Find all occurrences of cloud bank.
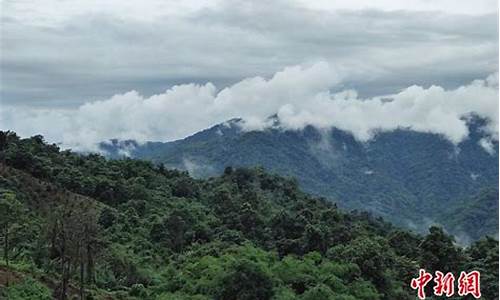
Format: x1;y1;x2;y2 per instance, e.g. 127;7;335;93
1;0;497;107
1;62;498;152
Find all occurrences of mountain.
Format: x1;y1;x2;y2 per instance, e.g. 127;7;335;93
442;187;499;243
1;131;498;299
101;117;499;240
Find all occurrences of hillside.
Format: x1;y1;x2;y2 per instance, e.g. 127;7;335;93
442;187;499;243
1;131;498;299
101;117;499;240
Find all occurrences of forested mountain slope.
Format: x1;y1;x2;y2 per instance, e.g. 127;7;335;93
103;117;499;239
0;131;498;299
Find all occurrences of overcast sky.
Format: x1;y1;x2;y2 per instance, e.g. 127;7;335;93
0;0;498;150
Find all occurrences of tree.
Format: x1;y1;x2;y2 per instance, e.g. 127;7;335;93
0;190;25;285
98;207;116;229
150;205;216;252
327;236;395;294
387;230;420;259
304;224;326;254
238;202;264;240
465;237;499;299
0;131;9;152
164;214;188;252
223;166;233;176
419;226;462;273
49;197;100;300
301;284;336;300
216;259;274;300
272;255;318;294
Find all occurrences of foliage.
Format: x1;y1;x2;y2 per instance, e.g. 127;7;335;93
1;277;52;300
0;131;497;299
112;119;499;239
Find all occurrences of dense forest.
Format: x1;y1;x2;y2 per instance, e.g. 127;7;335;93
106;117;499;239
0;131;498;299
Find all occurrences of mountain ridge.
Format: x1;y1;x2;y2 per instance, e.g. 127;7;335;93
100;117;499;240
2;130;498;299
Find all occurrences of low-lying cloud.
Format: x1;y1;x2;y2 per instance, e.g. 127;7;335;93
1;62;498;152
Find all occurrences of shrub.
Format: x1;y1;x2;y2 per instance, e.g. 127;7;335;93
2;277;52;300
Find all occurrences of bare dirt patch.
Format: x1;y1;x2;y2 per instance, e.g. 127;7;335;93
0;265;23;288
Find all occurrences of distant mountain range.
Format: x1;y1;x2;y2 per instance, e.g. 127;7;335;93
100;117;499;242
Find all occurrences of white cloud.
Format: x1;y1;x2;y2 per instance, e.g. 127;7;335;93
1;0;497;107
479;137;497;155
297;0;497;15
273;73;499;144
1;62;497;152
1;0;220;26
4;0;495;28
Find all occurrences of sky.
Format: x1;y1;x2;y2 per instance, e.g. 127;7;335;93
0;0;498;150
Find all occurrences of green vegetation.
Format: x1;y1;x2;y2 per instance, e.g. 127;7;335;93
112;119;498;238
442;187;499;242
3;277;52;300
0;131;498;299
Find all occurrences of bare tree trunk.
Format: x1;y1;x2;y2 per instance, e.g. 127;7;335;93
79;244;85;300
79;261;84;300
50;223;58;257
60;227;67;300
4;225;9;286
86;241;94;285
61;257;70;300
